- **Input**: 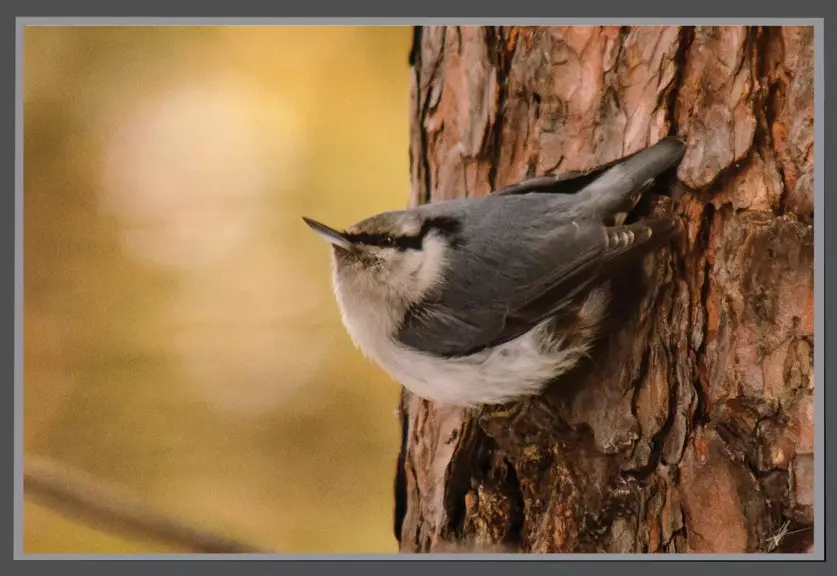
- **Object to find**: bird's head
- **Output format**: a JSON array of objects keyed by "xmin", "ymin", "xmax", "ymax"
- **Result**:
[{"xmin": 303, "ymin": 211, "xmax": 461, "ymax": 307}]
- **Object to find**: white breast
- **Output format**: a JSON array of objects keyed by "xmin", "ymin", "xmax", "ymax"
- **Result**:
[
  {"xmin": 335, "ymin": 293, "xmax": 589, "ymax": 407},
  {"xmin": 381, "ymin": 322, "xmax": 591, "ymax": 407}
]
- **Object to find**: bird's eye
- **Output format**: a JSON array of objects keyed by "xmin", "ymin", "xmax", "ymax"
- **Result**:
[{"xmin": 383, "ymin": 236, "xmax": 395, "ymax": 246}]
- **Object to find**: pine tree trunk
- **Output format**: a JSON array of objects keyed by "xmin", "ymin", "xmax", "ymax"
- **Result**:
[{"xmin": 393, "ymin": 25, "xmax": 814, "ymax": 554}]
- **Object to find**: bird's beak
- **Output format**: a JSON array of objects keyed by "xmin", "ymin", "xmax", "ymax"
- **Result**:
[{"xmin": 302, "ymin": 217, "xmax": 353, "ymax": 251}]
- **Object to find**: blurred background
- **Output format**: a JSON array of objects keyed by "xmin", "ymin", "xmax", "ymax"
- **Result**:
[{"xmin": 23, "ymin": 26, "xmax": 413, "ymax": 554}]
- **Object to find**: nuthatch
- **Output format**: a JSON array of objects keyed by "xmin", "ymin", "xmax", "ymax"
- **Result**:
[{"xmin": 304, "ymin": 137, "xmax": 686, "ymax": 407}]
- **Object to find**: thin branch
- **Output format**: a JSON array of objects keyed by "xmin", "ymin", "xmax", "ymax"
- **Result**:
[{"xmin": 23, "ymin": 455, "xmax": 270, "ymax": 554}]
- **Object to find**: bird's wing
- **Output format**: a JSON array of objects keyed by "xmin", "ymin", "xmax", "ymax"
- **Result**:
[
  {"xmin": 492, "ymin": 161, "xmax": 621, "ymax": 197},
  {"xmin": 395, "ymin": 216, "xmax": 679, "ymax": 358},
  {"xmin": 493, "ymin": 137, "xmax": 685, "ymax": 202}
]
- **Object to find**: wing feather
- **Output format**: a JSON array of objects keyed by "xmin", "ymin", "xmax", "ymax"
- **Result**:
[{"xmin": 396, "ymin": 216, "xmax": 679, "ymax": 357}]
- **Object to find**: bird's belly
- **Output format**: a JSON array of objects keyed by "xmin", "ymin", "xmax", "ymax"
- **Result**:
[{"xmin": 367, "ymin": 324, "xmax": 590, "ymax": 407}]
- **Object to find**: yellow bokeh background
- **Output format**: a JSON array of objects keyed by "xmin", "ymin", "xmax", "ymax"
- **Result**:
[{"xmin": 23, "ymin": 25, "xmax": 413, "ymax": 554}]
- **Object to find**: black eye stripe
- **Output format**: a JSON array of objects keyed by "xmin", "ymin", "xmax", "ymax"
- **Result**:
[
  {"xmin": 344, "ymin": 216, "xmax": 462, "ymax": 251},
  {"xmin": 344, "ymin": 233, "xmax": 399, "ymax": 247},
  {"xmin": 343, "ymin": 233, "xmax": 421, "ymax": 251}
]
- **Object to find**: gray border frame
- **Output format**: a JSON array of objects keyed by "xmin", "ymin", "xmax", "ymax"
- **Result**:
[{"xmin": 8, "ymin": 3, "xmax": 831, "ymax": 576}]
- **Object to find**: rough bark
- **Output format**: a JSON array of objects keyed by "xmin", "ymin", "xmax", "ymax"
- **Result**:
[{"xmin": 394, "ymin": 25, "xmax": 814, "ymax": 554}]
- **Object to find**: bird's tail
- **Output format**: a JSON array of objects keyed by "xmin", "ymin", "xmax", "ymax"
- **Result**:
[{"xmin": 575, "ymin": 136, "xmax": 686, "ymax": 218}]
